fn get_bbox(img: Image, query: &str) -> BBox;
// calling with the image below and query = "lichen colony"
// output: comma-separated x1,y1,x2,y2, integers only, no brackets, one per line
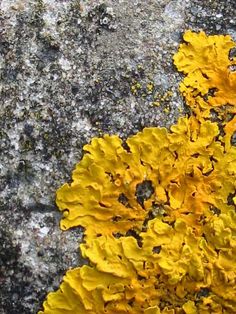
39,31,236,314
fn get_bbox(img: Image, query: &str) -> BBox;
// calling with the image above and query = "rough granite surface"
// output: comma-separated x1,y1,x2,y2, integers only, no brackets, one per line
0,0,235,313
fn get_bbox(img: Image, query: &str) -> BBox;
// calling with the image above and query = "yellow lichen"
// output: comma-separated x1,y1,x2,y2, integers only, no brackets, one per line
131,81,142,95
173,30,236,117
56,116,236,244
41,117,236,313
146,82,155,93
39,31,236,314
39,214,236,313
152,90,173,108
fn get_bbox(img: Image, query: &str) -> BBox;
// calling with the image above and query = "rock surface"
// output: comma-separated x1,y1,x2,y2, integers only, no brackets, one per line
0,0,235,313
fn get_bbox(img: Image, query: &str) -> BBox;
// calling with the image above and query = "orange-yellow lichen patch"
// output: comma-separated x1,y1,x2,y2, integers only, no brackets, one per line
47,117,236,312
39,215,236,313
56,116,236,244
173,30,236,117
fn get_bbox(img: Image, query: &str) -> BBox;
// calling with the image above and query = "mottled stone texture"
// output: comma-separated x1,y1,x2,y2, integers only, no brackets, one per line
0,0,235,313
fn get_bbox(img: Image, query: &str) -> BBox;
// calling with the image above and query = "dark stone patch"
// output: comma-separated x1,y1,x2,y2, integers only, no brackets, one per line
0,228,43,314
135,180,154,207
28,203,56,213
196,288,210,299
24,123,34,137
2,65,19,82
121,141,131,153
71,85,79,95
152,246,162,254
38,40,60,63
0,40,10,55
112,215,122,222
118,193,130,207
210,206,221,216
231,132,236,146
227,192,236,206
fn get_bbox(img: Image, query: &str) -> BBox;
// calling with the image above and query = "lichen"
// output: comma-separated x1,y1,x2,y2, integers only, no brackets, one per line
39,211,236,313
173,30,236,116
39,31,236,314
56,116,236,243
130,75,173,110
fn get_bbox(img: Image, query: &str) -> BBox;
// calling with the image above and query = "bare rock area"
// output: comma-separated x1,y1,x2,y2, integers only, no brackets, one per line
0,0,235,313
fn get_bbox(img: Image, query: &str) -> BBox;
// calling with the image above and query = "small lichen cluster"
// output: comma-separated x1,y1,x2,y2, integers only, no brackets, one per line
130,77,173,110
39,31,236,314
